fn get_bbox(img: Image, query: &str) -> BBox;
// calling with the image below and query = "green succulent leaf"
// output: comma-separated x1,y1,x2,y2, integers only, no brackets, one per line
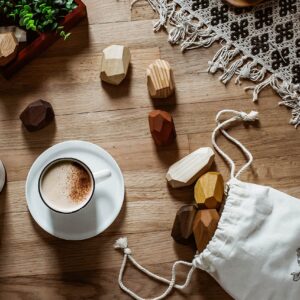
0,0,77,40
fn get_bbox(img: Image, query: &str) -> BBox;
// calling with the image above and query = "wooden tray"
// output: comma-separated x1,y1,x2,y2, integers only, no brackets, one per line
0,0,87,79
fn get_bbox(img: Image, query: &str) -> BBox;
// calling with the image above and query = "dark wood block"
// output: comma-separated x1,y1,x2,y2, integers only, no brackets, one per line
148,110,176,146
20,100,55,132
171,205,197,245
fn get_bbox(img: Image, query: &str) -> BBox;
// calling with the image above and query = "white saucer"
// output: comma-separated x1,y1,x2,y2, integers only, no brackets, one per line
25,140,125,240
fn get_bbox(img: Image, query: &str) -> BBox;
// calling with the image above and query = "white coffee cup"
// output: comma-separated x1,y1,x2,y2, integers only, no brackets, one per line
38,157,111,214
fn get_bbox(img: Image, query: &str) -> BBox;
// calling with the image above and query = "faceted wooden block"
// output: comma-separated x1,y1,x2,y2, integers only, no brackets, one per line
0,160,6,193
193,209,220,252
171,205,197,245
147,59,175,98
20,100,55,132
148,110,176,146
166,147,215,188
100,45,131,85
0,27,27,42
194,172,224,209
0,32,18,67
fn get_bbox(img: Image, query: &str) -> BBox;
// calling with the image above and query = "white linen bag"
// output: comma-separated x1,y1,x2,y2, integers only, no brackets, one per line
114,110,300,300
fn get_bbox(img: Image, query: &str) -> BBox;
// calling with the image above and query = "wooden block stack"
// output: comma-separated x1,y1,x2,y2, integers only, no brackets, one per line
169,148,225,252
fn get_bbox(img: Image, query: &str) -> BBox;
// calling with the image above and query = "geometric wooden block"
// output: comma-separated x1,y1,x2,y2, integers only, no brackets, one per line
171,205,197,245
0,27,27,43
148,110,176,146
147,59,175,98
20,100,55,132
166,147,215,188
194,172,224,209
0,160,6,193
100,45,131,85
224,0,264,7
193,209,220,253
0,32,18,67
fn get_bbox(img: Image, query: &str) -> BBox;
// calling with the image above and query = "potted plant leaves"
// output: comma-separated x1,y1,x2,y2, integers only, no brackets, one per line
0,0,87,78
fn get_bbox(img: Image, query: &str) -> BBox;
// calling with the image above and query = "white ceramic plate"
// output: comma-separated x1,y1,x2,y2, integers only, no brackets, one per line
25,140,125,240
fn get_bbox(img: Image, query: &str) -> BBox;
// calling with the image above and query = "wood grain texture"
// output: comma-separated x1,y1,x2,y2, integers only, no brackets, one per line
0,0,298,299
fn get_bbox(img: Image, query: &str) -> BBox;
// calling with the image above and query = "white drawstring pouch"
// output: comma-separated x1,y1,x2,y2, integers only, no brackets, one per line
114,110,300,300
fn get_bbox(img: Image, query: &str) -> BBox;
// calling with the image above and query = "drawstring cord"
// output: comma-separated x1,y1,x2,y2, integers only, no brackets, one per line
211,110,258,179
114,237,196,300
115,110,258,299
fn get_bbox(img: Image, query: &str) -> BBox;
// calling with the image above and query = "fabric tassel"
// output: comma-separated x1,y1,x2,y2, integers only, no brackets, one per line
235,61,267,85
219,55,247,84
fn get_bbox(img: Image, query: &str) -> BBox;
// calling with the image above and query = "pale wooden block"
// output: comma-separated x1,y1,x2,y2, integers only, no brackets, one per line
166,147,215,188
0,26,27,42
147,59,175,98
100,44,131,85
0,32,18,67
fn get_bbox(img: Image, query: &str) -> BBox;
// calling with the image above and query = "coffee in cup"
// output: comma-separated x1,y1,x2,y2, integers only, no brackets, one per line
39,158,111,214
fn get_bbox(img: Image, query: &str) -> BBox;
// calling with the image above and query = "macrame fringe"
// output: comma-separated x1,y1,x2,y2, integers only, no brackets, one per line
131,0,300,128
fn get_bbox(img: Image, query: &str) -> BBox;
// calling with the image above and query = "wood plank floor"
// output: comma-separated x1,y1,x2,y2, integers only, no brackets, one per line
0,1,299,299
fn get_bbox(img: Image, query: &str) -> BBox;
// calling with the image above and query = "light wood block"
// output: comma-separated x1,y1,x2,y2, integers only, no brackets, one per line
147,59,175,98
0,26,27,43
193,209,220,252
194,172,224,209
0,32,18,67
166,147,215,188
100,44,131,85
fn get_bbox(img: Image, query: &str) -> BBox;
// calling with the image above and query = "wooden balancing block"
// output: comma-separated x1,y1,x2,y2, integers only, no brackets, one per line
193,209,220,252
224,0,265,7
0,32,18,67
166,147,215,188
171,205,197,245
20,100,55,132
0,27,27,43
194,172,224,209
147,59,175,98
100,45,131,85
148,110,176,146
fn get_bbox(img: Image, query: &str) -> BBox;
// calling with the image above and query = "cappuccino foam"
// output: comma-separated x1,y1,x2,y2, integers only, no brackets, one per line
41,161,93,212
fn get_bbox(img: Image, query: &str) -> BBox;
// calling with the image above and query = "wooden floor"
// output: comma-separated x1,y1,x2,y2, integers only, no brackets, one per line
0,1,299,299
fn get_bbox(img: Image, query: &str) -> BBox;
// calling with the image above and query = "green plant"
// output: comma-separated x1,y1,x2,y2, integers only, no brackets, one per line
0,0,77,39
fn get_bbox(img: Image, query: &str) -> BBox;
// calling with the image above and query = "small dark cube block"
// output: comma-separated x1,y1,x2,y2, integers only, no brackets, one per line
171,205,197,245
20,100,55,132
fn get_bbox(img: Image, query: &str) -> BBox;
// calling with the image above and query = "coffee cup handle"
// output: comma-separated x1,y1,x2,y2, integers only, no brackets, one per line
93,169,111,183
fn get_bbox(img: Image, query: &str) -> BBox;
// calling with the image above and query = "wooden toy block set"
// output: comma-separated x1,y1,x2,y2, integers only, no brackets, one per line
99,44,225,252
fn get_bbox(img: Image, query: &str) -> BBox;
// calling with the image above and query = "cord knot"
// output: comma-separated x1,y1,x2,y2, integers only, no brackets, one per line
114,237,132,255
238,111,259,122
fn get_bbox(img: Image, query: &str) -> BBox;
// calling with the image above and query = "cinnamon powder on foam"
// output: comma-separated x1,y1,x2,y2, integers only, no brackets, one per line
68,163,92,203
